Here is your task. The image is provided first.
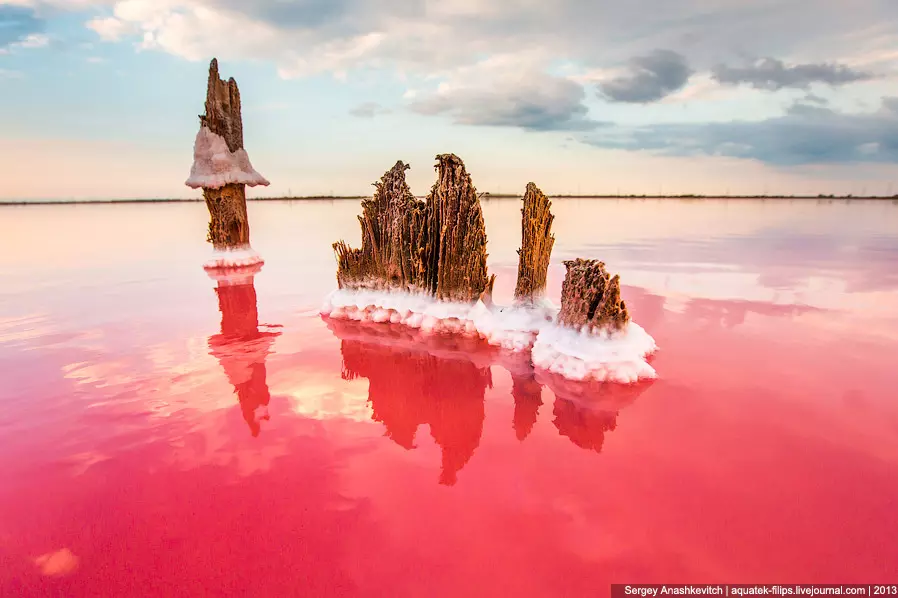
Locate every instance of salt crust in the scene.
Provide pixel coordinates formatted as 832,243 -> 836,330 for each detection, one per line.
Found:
203,246 -> 264,273
185,127 -> 269,190
321,288 -> 657,383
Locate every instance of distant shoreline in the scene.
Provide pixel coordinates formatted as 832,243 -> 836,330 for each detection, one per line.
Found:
2,194 -> 896,206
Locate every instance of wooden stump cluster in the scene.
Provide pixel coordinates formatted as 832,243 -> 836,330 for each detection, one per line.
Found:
333,160 -> 633,333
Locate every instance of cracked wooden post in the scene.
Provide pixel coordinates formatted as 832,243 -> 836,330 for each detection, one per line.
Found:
186,58 -> 269,264
333,161 -> 427,290
558,259 -> 630,332
514,182 -> 555,303
333,154 -> 493,304
424,153 -> 492,303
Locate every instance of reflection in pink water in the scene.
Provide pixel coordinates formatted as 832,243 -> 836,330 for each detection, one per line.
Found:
1,199 -> 898,596
207,264 -> 281,437
327,317 -> 654,480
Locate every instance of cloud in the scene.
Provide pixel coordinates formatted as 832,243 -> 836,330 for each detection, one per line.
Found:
409,55 -> 601,132
0,5 -> 43,49
598,49 -> 694,103
711,58 -> 876,90
883,96 -> 898,114
582,97 -> 898,165
802,93 -> 829,105
13,31 -> 47,47
87,15 -> 132,41
349,101 -> 390,118
66,0 -> 898,82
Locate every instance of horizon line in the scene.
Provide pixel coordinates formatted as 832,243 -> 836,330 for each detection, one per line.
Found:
2,193 -> 898,206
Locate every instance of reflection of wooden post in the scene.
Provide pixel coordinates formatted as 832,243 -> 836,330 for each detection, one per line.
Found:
511,374 -> 542,441
514,182 -> 555,303
558,259 -> 630,332
207,265 -> 280,437
333,321 -> 490,486
552,399 -> 618,454
333,154 -> 493,303
187,59 -> 268,258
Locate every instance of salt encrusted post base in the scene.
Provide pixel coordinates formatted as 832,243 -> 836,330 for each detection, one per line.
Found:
205,183 -> 250,249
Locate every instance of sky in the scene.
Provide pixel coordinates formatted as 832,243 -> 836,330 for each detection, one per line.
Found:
0,0 -> 896,200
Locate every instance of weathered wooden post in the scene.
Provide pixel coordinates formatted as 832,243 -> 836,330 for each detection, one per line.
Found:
513,182 -> 555,304
424,153 -> 493,303
557,258 -> 630,332
186,58 -> 269,268
333,160 -> 428,291
333,154 -> 494,303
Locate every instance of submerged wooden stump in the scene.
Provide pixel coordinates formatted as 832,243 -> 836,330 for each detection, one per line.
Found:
557,258 -> 630,332
514,182 -> 555,303
334,154 -> 493,303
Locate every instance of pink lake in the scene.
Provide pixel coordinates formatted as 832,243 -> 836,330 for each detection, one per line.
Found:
1,198 -> 897,596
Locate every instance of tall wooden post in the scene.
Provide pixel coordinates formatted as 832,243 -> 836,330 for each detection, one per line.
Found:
186,58 -> 269,264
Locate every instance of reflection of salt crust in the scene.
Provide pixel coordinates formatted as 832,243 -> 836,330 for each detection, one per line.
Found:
531,323 -> 656,384
321,288 -> 657,382
321,288 -> 552,351
205,261 -> 263,286
185,127 -> 270,190
203,247 -> 264,271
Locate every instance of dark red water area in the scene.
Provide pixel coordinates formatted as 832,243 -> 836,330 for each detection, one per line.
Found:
1,199 -> 898,596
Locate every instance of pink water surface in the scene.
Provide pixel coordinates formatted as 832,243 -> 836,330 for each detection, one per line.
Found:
1,198 -> 897,596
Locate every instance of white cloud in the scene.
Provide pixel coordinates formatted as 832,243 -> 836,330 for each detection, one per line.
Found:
86,16 -> 132,41
64,0 -> 896,83
408,53 -> 601,131
13,32 -> 49,47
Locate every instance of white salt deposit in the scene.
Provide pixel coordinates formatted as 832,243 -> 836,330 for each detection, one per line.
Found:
321,288 -> 657,383
530,322 -> 657,384
203,246 -> 264,271
185,127 -> 270,190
